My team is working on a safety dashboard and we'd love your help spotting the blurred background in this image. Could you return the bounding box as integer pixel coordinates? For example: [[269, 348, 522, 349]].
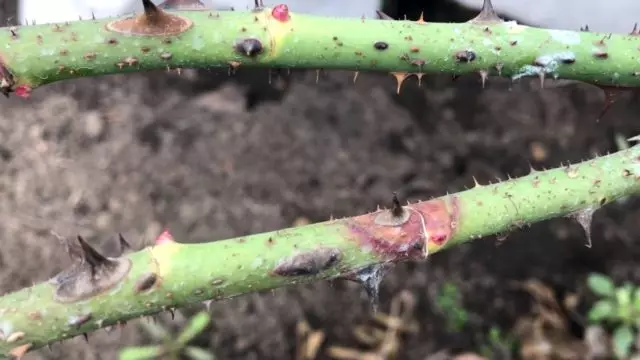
[[3, 0, 640, 359]]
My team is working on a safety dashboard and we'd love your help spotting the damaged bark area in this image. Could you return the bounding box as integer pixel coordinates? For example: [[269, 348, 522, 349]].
[[346, 195, 459, 262], [49, 234, 131, 303], [106, 0, 193, 36], [271, 247, 342, 277]]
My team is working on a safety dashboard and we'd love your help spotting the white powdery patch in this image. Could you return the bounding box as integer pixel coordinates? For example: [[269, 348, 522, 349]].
[[546, 29, 582, 45], [512, 51, 576, 81]]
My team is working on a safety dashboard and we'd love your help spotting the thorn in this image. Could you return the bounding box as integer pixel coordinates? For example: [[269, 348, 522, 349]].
[[91, 12, 95, 20], [631, 23, 639, 35], [254, 0, 264, 10], [479, 70, 488, 88], [168, 308, 175, 320], [83, 333, 89, 342], [375, 10, 394, 20], [415, 73, 424, 87], [353, 71, 359, 83], [580, 24, 590, 32], [568, 207, 597, 248], [472, 176, 482, 187], [203, 300, 213, 311], [596, 86, 624, 122], [118, 233, 131, 255], [390, 72, 409, 94], [141, 0, 162, 24], [316, 69, 321, 84], [416, 11, 425, 24], [391, 192, 404, 217], [468, 0, 503, 24], [538, 71, 545, 89], [76, 236, 110, 275]]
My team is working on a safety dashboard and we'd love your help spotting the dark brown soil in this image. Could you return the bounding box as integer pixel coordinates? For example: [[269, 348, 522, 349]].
[[3, 2, 640, 360]]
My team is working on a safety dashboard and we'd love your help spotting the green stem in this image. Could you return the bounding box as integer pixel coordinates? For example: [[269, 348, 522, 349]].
[[1, 4, 640, 96], [1, 141, 639, 357]]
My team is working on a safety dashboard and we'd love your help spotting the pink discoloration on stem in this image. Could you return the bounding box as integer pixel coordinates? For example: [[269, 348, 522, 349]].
[[345, 197, 459, 261], [155, 229, 176, 245]]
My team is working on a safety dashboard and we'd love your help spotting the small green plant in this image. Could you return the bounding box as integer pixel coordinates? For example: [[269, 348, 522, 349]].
[[435, 282, 469, 332], [587, 273, 640, 359], [119, 311, 216, 360], [478, 326, 518, 359]]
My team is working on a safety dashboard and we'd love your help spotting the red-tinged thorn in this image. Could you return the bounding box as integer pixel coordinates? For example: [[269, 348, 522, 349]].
[[469, 0, 503, 24], [416, 11, 425, 24], [596, 86, 623, 122], [271, 4, 290, 22], [14, 85, 31, 98], [375, 10, 394, 20], [155, 229, 176, 245]]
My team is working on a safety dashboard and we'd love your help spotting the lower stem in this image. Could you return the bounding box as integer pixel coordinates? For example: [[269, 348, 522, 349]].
[[0, 143, 639, 356]]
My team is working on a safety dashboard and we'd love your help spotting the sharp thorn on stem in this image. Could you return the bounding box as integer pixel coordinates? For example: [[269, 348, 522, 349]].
[[141, 0, 162, 23], [468, 0, 503, 24], [375, 10, 394, 20], [118, 233, 131, 255], [391, 192, 404, 218]]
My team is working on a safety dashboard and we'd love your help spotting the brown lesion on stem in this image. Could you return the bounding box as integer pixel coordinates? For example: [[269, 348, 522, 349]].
[[49, 234, 132, 303], [271, 247, 342, 277], [105, 0, 193, 36], [346, 195, 459, 262]]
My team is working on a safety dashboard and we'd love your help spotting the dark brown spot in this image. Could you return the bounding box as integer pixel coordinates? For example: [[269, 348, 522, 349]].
[[134, 272, 158, 293], [59, 49, 69, 56], [234, 38, 263, 57], [106, 38, 118, 45], [455, 50, 476, 63], [272, 248, 342, 277], [140, 46, 151, 53], [374, 41, 389, 50]]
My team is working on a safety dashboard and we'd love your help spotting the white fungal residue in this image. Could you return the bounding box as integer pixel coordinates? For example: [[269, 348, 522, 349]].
[[512, 51, 576, 81], [354, 264, 389, 313], [547, 29, 581, 45], [568, 207, 597, 248]]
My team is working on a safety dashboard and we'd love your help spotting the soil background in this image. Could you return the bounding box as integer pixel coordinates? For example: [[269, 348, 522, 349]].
[[1, 1, 640, 359]]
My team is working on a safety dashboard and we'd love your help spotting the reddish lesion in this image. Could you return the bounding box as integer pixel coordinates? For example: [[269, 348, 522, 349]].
[[346, 196, 459, 261]]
